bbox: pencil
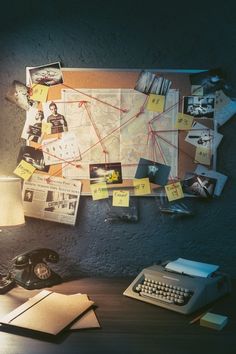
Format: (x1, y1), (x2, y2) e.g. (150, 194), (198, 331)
(189, 308), (212, 325)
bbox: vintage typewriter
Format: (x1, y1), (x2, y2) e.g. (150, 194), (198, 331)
(123, 259), (231, 314)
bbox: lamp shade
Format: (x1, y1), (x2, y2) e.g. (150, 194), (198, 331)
(0, 177), (25, 226)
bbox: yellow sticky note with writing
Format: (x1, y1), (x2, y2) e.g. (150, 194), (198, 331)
(133, 178), (151, 196)
(42, 122), (52, 135)
(90, 182), (109, 200)
(165, 182), (184, 202)
(14, 160), (36, 180)
(112, 190), (129, 207)
(175, 113), (193, 130)
(147, 94), (165, 112)
(195, 147), (211, 165)
(30, 84), (49, 102)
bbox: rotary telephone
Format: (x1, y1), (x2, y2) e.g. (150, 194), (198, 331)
(0, 248), (62, 293)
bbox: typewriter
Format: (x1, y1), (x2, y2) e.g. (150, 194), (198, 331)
(123, 260), (231, 315)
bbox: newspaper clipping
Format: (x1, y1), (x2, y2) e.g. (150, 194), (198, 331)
(22, 174), (82, 225)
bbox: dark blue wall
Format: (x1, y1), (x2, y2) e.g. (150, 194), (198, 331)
(1, 0), (236, 278)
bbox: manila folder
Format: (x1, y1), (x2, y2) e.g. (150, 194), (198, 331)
(0, 290), (94, 335)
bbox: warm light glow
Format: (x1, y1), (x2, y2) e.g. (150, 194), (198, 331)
(0, 177), (25, 227)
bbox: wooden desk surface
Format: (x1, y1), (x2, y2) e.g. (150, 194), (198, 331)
(0, 277), (235, 354)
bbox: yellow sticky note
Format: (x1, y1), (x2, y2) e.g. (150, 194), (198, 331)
(30, 84), (49, 102)
(42, 122), (52, 135)
(191, 85), (204, 96)
(147, 94), (165, 112)
(195, 147), (211, 165)
(175, 113), (194, 130)
(112, 190), (129, 207)
(133, 178), (151, 196)
(165, 182), (184, 202)
(14, 160), (36, 180)
(90, 182), (109, 200)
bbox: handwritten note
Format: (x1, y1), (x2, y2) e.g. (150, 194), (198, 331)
(195, 146), (211, 165)
(90, 182), (109, 200)
(175, 113), (193, 130)
(146, 94), (165, 112)
(133, 178), (151, 196)
(112, 190), (129, 207)
(14, 160), (36, 180)
(30, 84), (49, 102)
(165, 182), (184, 201)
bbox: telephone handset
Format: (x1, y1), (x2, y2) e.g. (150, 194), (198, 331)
(11, 248), (62, 290)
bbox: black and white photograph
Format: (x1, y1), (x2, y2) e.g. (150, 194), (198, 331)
(89, 162), (123, 184)
(18, 146), (49, 172)
(189, 68), (227, 95)
(44, 191), (77, 215)
(5, 80), (36, 111)
(23, 190), (34, 202)
(28, 62), (63, 86)
(135, 158), (171, 186)
(134, 70), (172, 96)
(182, 173), (217, 198)
(183, 95), (215, 118)
(185, 121), (223, 149)
(21, 108), (44, 142)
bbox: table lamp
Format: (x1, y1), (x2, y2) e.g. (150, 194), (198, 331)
(0, 176), (25, 293)
(0, 176), (25, 228)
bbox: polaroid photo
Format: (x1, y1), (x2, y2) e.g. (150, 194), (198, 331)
(183, 95), (215, 118)
(42, 100), (68, 134)
(21, 107), (44, 142)
(89, 162), (123, 184)
(18, 145), (49, 173)
(194, 165), (228, 197)
(185, 121), (223, 149)
(182, 173), (217, 198)
(28, 62), (63, 86)
(5, 80), (36, 111)
(135, 158), (171, 186)
(189, 68), (226, 95)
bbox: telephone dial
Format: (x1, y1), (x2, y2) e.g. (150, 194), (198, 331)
(0, 248), (62, 293)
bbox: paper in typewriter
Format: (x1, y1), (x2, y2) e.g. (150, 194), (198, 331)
(165, 258), (219, 278)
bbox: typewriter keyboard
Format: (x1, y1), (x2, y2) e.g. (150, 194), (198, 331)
(133, 276), (193, 306)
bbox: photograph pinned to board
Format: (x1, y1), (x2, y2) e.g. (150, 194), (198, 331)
(214, 90), (236, 126)
(5, 80), (37, 111)
(135, 158), (171, 186)
(182, 172), (217, 198)
(28, 62), (64, 87)
(42, 100), (68, 134)
(134, 70), (172, 95)
(21, 107), (45, 142)
(194, 165), (228, 197)
(185, 121), (223, 149)
(22, 174), (82, 225)
(89, 162), (123, 184)
(18, 145), (49, 173)
(189, 68), (227, 95)
(183, 95), (215, 118)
